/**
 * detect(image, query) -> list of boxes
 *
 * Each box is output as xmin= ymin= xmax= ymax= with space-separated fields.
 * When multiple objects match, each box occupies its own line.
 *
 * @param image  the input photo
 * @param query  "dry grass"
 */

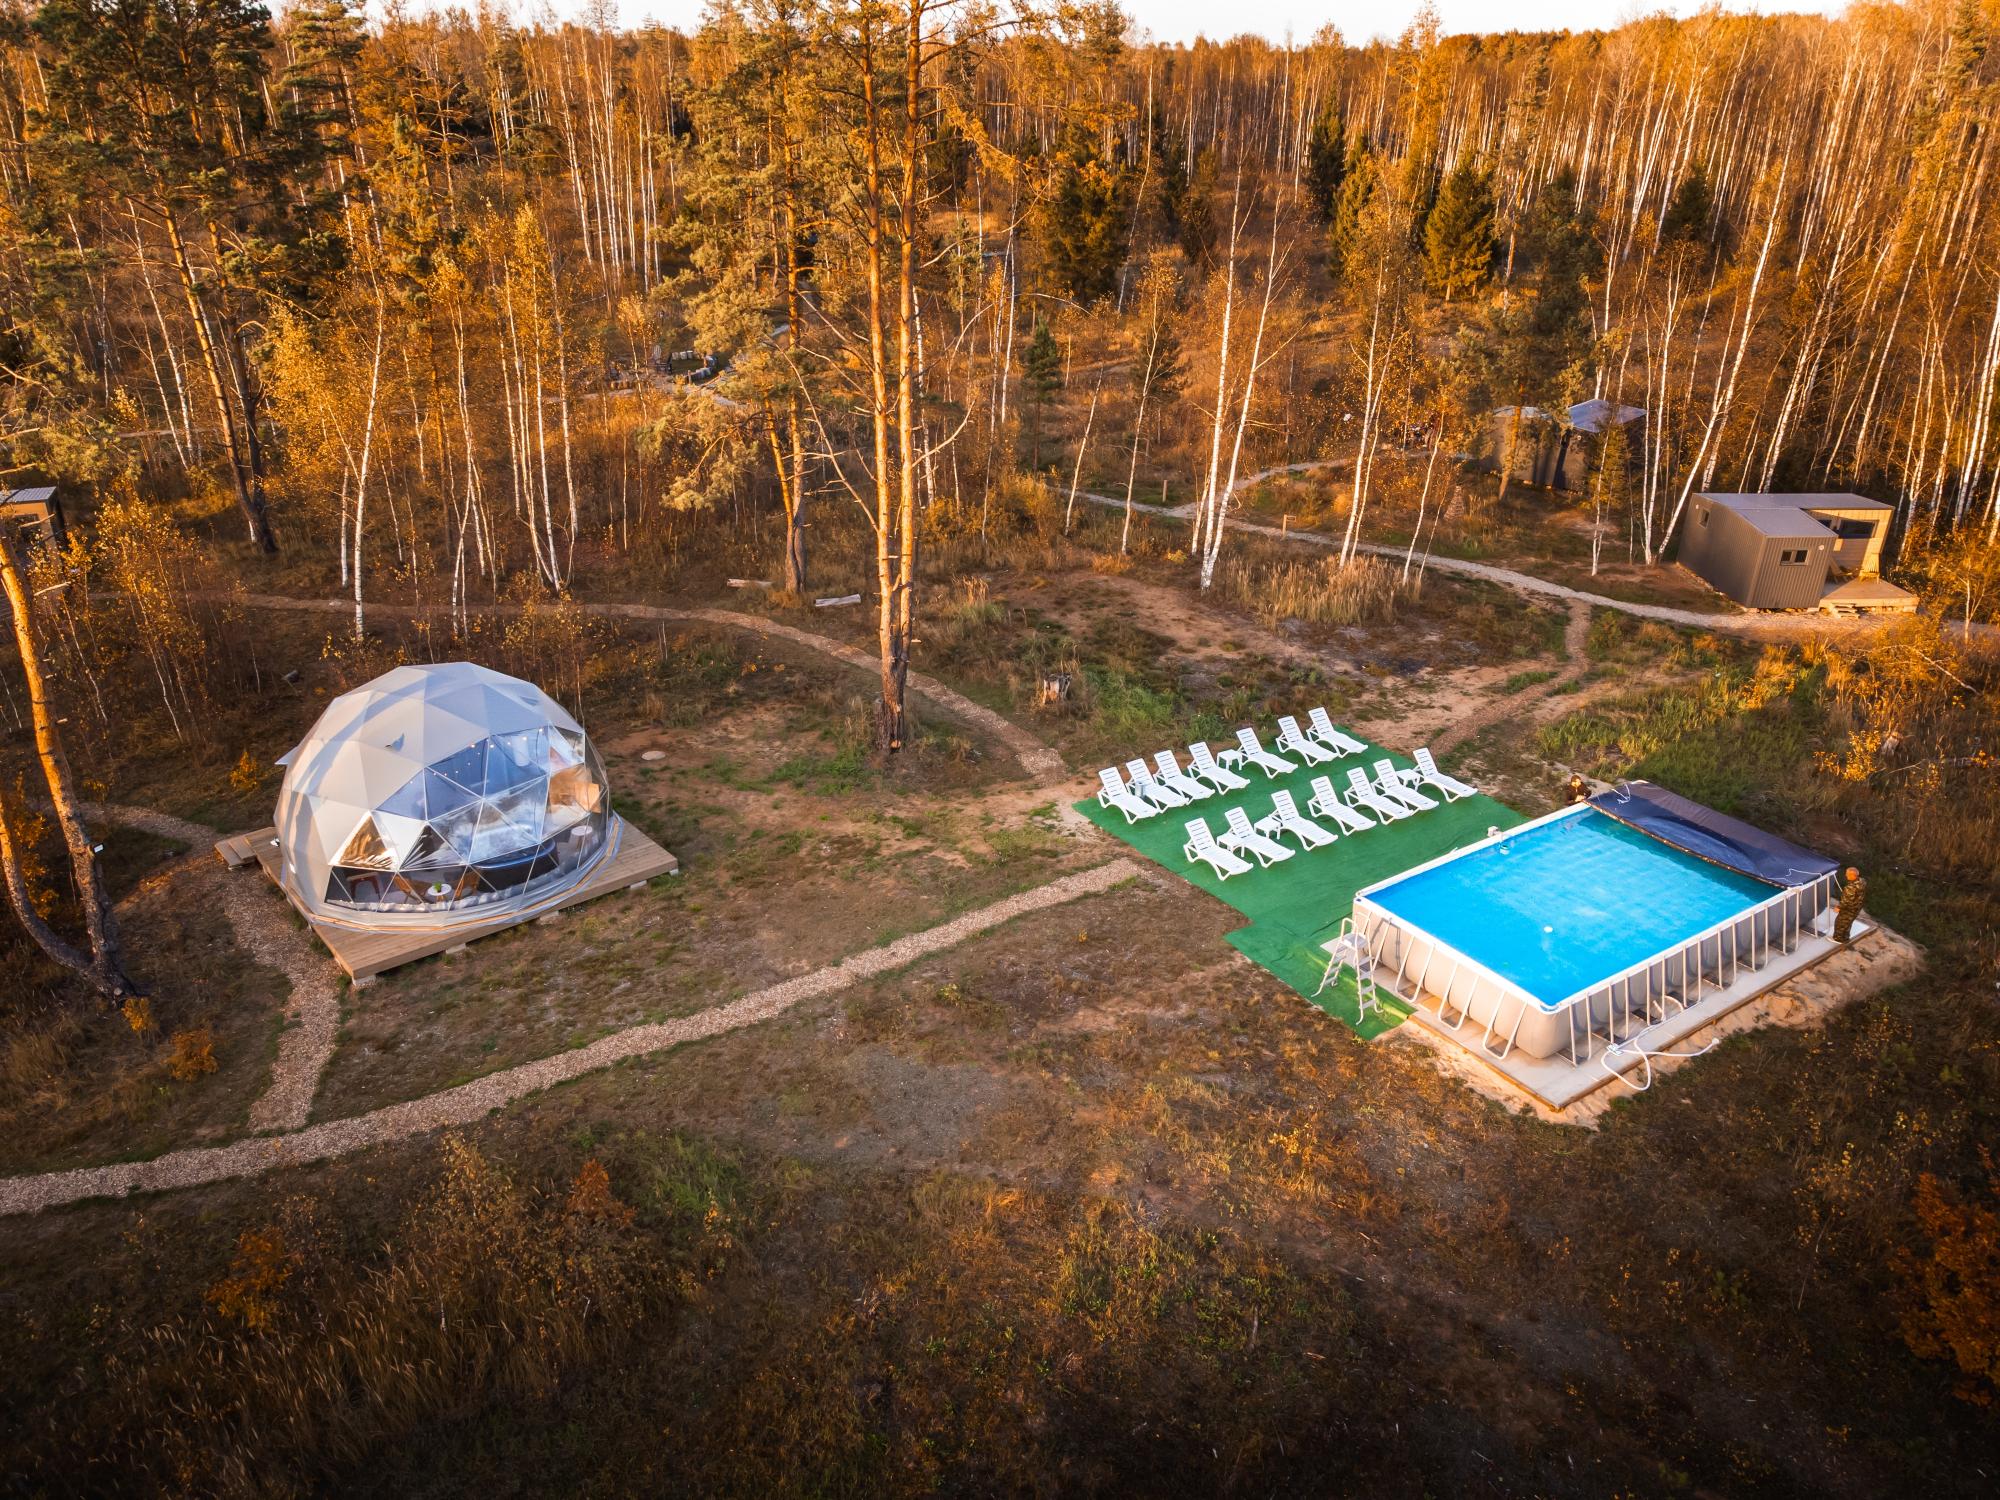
xmin=1213 ymin=552 xmax=1416 ymax=628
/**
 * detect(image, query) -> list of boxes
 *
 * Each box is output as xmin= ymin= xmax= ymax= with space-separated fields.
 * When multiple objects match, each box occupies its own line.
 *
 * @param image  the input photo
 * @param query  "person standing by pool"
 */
xmin=1564 ymin=773 xmax=1590 ymax=805
xmin=1833 ymin=866 xmax=1866 ymax=943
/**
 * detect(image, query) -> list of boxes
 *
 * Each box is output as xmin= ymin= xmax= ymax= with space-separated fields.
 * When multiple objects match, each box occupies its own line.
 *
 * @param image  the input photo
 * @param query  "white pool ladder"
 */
xmin=1315 ymin=918 xmax=1380 ymax=1025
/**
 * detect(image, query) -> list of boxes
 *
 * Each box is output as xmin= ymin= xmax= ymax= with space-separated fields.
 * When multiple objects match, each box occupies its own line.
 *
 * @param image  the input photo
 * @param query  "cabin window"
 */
xmin=1779 ymin=548 xmax=1810 ymax=565
xmin=1697 ymin=508 xmax=1710 ymax=527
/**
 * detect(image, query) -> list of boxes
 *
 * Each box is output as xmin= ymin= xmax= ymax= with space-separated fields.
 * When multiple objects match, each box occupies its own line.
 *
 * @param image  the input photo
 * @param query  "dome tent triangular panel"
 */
xmin=275 ymin=662 xmax=613 ymax=926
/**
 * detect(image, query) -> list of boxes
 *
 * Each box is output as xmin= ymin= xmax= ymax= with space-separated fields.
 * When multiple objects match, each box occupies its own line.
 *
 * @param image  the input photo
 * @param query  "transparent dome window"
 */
xmin=323 ymin=735 xmax=610 ymax=914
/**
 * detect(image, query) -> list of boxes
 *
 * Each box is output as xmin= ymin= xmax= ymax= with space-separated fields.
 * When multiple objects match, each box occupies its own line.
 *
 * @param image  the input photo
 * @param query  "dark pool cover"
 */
xmin=1587 ymin=781 xmax=1838 ymax=888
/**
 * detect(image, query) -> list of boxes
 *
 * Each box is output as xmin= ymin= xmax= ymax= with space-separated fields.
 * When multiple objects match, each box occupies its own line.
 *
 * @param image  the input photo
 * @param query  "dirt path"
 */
xmin=0 ymin=859 xmax=1138 ymax=1217
xmin=1431 ymin=598 xmax=1593 ymax=756
xmin=75 ymin=804 xmax=343 ymax=1133
xmin=1077 ymin=484 xmax=1950 ymax=641
xmin=225 ymin=592 xmax=1068 ymax=784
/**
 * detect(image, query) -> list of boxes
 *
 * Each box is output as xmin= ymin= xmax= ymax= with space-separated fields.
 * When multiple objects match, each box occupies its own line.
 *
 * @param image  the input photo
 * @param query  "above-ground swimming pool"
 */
xmin=1353 ymin=803 xmax=1837 ymax=1060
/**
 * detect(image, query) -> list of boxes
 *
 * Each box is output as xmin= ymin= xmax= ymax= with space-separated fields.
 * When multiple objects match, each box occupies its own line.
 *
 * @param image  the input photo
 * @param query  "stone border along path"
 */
xmin=75 ymin=803 xmax=342 ymax=1133
xmin=1077 ymin=478 xmax=1960 ymax=640
xmin=225 ymin=592 xmax=1068 ymax=783
xmin=0 ymin=858 xmax=1139 ymax=1216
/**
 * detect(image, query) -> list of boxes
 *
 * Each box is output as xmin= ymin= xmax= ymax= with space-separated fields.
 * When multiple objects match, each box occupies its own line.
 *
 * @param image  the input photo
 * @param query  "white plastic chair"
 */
xmin=1307 ymin=706 xmax=1368 ymax=757
xmin=1125 ymin=758 xmax=1188 ymax=810
xmin=1097 ymin=767 xmax=1158 ymax=823
xmin=1307 ymin=775 xmax=1378 ymax=833
xmin=1187 ymin=742 xmax=1250 ymax=793
xmin=1256 ymin=789 xmax=1336 ymax=850
xmin=1346 ymin=766 xmax=1412 ymax=822
xmin=1152 ymin=749 xmax=1216 ymax=802
xmin=1412 ymin=747 xmax=1477 ymax=801
xmin=1231 ymin=727 xmax=1297 ymax=779
xmin=1371 ymin=758 xmax=1437 ymax=812
xmin=1274 ymin=714 xmax=1334 ymax=765
xmin=1183 ymin=817 xmax=1253 ymax=879
xmin=1219 ymin=806 xmax=1294 ymax=867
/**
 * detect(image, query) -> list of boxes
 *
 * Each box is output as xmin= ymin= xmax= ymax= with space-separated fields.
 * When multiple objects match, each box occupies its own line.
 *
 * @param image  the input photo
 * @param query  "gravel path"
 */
xmin=227 ymin=871 xmax=343 ymax=1133
xmin=0 ymin=858 xmax=1137 ymax=1216
xmin=1076 ymin=485 xmax=1942 ymax=641
xmin=72 ymin=805 xmax=342 ymax=1133
xmin=226 ymin=593 xmax=1068 ymax=783
xmin=77 ymin=800 xmax=212 ymax=847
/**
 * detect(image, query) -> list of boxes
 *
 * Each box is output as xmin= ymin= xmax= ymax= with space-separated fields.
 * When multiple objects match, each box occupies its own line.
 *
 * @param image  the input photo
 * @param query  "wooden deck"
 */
xmin=214 ymin=816 xmax=679 ymax=982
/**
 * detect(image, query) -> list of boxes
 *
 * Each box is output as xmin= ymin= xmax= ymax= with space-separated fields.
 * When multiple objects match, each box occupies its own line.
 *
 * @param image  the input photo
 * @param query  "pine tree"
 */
xmin=1038 ymin=140 xmax=1133 ymax=304
xmin=1171 ymin=147 xmax=1218 ymax=264
xmin=1021 ymin=316 xmax=1063 ymax=469
xmin=1304 ymin=107 xmax=1346 ymax=224
xmin=1424 ymin=161 xmax=1499 ymax=302
xmin=1328 ymin=139 xmax=1378 ymax=275
xmin=1660 ymin=161 xmax=1713 ymax=246
xmin=33 ymin=0 xmax=334 ymax=554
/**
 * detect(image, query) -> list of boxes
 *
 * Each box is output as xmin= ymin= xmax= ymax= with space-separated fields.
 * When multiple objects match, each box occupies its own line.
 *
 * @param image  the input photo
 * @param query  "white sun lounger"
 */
xmin=1307 ymin=707 xmax=1368 ymax=757
xmin=1412 ymin=747 xmax=1478 ymax=801
xmin=1371 ymin=759 xmax=1438 ymax=812
xmin=1184 ymin=817 xmax=1253 ymax=879
xmin=1274 ymin=714 xmax=1334 ymax=765
xmin=1272 ymin=712 xmax=1336 ymax=764
xmin=1125 ymin=758 xmax=1189 ymax=810
xmin=1256 ymin=789 xmax=1336 ymax=850
xmin=1230 ymin=727 xmax=1297 ymax=779
xmin=1097 ymin=767 xmax=1159 ymax=823
xmin=1307 ymin=775 xmax=1379 ymax=834
xmin=1220 ymin=806 xmax=1294 ymax=867
xmin=1152 ymin=749 xmax=1216 ymax=801
xmin=1186 ymin=742 xmax=1250 ymax=793
xmin=1346 ymin=766 xmax=1413 ymax=822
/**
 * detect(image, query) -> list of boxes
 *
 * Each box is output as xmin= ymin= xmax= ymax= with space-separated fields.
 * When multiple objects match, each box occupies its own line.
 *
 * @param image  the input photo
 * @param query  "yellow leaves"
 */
xmin=207 ymin=1225 xmax=299 ymax=1332
xmin=166 ymin=1026 xmax=217 ymax=1082
xmin=564 ymin=1157 xmax=637 ymax=1227
xmin=228 ymin=749 xmax=265 ymax=797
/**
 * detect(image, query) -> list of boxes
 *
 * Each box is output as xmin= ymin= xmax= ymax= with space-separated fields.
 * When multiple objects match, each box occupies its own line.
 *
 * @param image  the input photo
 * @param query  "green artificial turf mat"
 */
xmin=1074 ymin=730 xmax=1526 ymax=1038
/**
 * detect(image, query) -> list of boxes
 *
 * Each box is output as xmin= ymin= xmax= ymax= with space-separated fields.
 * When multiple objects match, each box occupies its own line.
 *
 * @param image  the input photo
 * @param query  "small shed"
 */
xmin=1678 ymin=492 xmax=1914 ymax=612
xmin=0 ymin=486 xmax=65 ymax=547
xmin=1486 ymin=400 xmax=1644 ymax=491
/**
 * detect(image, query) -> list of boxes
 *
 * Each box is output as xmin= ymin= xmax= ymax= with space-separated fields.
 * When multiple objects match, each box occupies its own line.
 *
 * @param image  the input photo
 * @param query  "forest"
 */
xmin=2 ymin=0 xmax=1999 ymax=1495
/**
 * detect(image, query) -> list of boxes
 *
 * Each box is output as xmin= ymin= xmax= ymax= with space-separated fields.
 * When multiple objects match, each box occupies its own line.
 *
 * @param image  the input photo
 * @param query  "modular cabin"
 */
xmin=1678 ymin=492 xmax=1916 ymax=613
xmin=0 ymin=485 xmax=64 ymax=547
xmin=1484 ymin=399 xmax=1644 ymax=491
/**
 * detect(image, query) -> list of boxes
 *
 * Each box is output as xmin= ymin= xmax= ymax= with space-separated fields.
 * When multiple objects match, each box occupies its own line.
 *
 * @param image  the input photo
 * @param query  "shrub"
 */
xmin=166 ymin=1026 xmax=216 ymax=1081
xmin=1895 ymin=1158 xmax=2000 ymax=1406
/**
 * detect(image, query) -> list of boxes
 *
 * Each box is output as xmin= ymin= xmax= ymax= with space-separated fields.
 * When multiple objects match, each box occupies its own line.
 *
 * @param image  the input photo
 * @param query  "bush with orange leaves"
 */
xmin=1895 ymin=1153 xmax=2000 ymax=1406
xmin=166 ymin=1026 xmax=216 ymax=1081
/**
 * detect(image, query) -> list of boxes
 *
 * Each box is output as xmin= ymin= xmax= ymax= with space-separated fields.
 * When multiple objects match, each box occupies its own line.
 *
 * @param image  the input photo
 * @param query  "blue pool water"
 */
xmin=1365 ymin=809 xmax=1772 ymax=1007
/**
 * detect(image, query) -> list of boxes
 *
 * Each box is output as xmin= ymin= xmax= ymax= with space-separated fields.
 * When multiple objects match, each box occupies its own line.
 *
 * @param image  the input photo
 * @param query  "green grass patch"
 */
xmin=1073 ymin=727 xmax=1524 ymax=1039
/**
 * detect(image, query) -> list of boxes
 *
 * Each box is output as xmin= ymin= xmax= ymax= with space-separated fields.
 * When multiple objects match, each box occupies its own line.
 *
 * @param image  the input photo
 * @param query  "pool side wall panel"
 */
xmin=1353 ymin=814 xmax=1838 ymax=1061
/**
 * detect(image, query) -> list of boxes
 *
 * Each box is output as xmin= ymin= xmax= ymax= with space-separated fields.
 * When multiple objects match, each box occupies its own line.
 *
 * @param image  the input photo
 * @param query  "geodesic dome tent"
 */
xmin=274 ymin=663 xmax=612 ymax=926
